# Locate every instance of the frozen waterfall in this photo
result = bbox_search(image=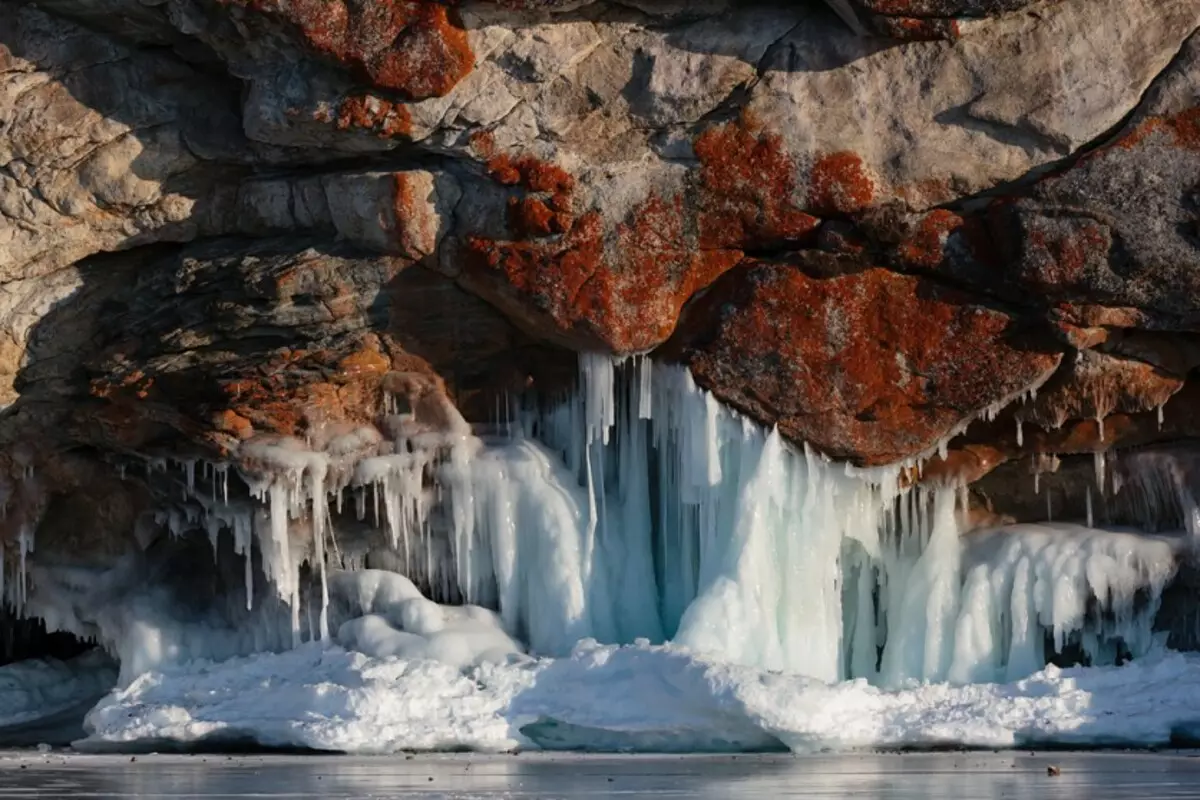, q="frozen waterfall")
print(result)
[21,356,1180,692]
